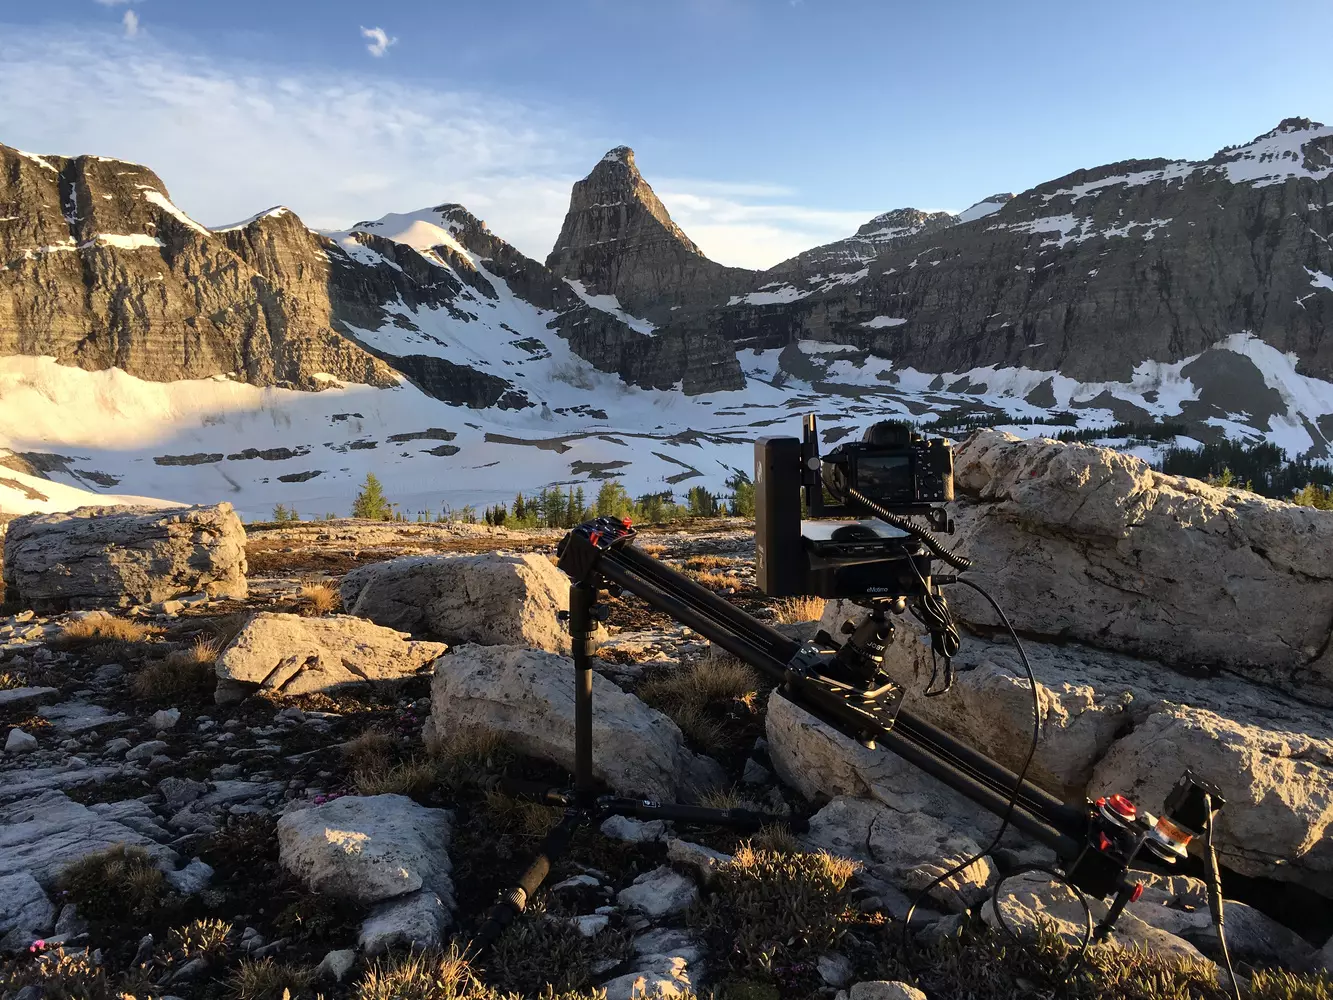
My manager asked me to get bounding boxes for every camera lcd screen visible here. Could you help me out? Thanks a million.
[857,454,912,498]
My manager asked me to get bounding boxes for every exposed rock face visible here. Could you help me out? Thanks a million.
[566,119,1333,386]
[0,147,397,391]
[2,503,247,610]
[546,147,755,321]
[213,612,447,703]
[340,552,571,652]
[948,430,1333,703]
[426,643,720,802]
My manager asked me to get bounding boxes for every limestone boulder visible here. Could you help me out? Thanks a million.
[277,794,453,907]
[819,600,1333,895]
[215,612,447,703]
[340,552,569,651]
[1089,703,1333,896]
[2,503,247,611]
[948,430,1333,703]
[426,643,718,802]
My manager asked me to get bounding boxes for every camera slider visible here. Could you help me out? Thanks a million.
[470,517,1225,960]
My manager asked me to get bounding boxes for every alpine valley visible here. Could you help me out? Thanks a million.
[1,118,1331,518]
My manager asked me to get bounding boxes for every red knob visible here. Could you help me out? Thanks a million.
[1130,882,1144,903]
[1107,794,1137,820]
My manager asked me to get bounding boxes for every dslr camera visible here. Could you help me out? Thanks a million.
[754,415,956,599]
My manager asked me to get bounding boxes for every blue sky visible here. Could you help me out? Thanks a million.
[2,0,1329,267]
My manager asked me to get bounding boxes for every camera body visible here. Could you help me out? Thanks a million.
[754,416,956,599]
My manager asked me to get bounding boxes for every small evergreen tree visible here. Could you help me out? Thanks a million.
[494,503,508,526]
[726,471,756,518]
[574,486,586,523]
[513,493,527,522]
[351,473,392,520]
[272,503,289,523]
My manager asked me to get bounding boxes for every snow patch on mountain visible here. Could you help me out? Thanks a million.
[957,194,1013,223]
[564,279,655,334]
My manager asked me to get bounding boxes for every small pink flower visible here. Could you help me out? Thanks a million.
[29,939,46,952]
[313,795,327,805]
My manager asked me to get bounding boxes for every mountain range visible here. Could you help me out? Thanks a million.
[0,118,1330,518]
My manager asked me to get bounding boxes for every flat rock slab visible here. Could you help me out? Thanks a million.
[0,687,59,711]
[3,503,247,611]
[215,612,447,702]
[277,794,453,906]
[0,870,55,950]
[340,551,570,652]
[38,700,129,734]
[0,789,176,888]
[0,763,136,806]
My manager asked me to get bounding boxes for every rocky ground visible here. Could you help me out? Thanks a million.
[1,515,1332,1000]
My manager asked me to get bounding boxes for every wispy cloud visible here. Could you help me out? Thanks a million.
[0,24,862,269]
[360,25,396,58]
[122,9,139,37]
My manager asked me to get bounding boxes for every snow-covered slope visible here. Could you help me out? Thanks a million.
[5,329,1332,521]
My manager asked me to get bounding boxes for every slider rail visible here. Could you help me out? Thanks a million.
[596,542,1088,859]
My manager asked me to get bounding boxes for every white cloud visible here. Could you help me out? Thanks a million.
[360,26,396,58]
[0,25,862,269]
[122,9,139,37]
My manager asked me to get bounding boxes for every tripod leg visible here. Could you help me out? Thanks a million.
[467,808,586,961]
[569,579,598,801]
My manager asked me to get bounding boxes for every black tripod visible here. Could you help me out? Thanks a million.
[467,574,799,958]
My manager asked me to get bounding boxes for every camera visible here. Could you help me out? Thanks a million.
[754,415,957,599]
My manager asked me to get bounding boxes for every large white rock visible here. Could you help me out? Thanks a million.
[0,790,176,888]
[949,431,1333,702]
[601,927,702,1000]
[426,643,718,802]
[215,612,447,702]
[277,794,453,907]
[806,796,994,912]
[340,552,570,651]
[819,600,1333,896]
[3,503,247,611]
[1089,703,1333,897]
[980,871,1210,965]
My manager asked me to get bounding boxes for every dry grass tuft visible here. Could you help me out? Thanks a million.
[228,956,315,1000]
[354,756,438,798]
[483,790,562,839]
[487,904,630,998]
[689,568,743,590]
[0,947,148,1000]
[297,581,340,615]
[637,655,762,755]
[166,916,233,964]
[0,670,27,690]
[354,945,478,1000]
[773,595,826,624]
[51,615,163,661]
[56,843,169,921]
[639,542,667,557]
[130,638,217,702]
[684,554,735,571]
[341,727,396,769]
[753,822,802,855]
[428,724,515,791]
[696,843,859,974]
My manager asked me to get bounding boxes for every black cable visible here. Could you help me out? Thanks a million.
[989,863,1093,975]
[900,578,1054,973]
[905,558,960,696]
[1204,794,1242,1000]
[842,485,974,572]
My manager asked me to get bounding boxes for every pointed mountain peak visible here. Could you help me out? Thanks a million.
[599,145,636,167]
[545,147,753,319]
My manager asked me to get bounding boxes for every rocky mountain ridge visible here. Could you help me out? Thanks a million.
[1,119,1333,518]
